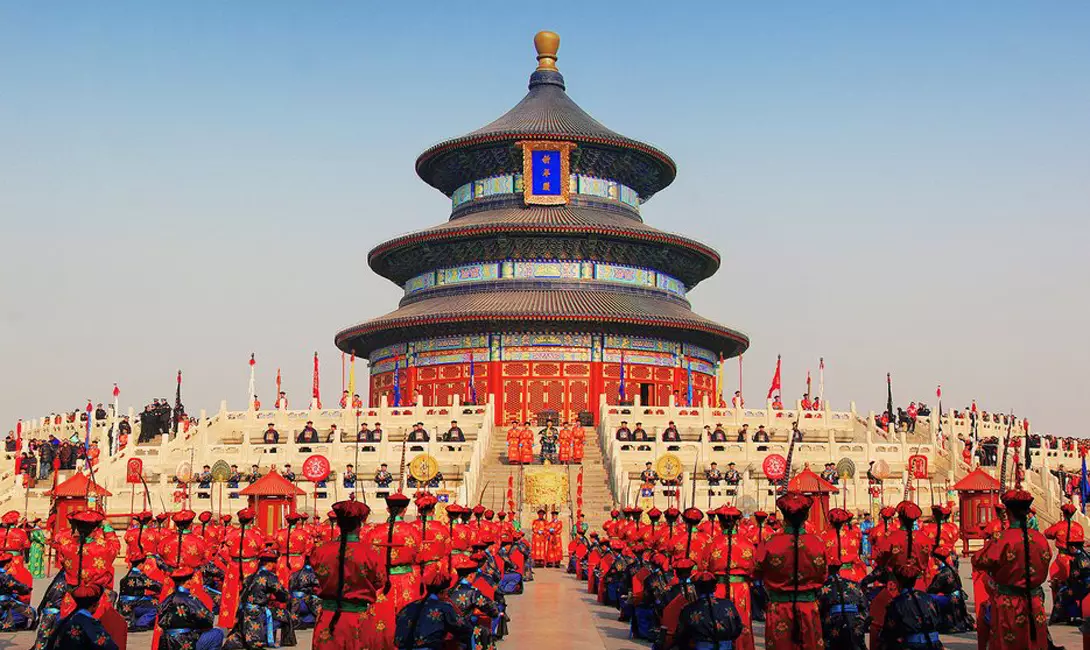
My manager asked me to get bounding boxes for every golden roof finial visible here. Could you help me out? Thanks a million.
[534,31,560,72]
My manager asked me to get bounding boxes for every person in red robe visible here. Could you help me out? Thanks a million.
[506,419,521,464]
[530,509,548,566]
[973,502,1007,650]
[571,423,585,463]
[972,489,1051,650]
[217,507,266,629]
[53,510,127,649]
[123,511,157,565]
[275,511,313,585]
[311,499,388,650]
[703,506,756,650]
[823,509,867,583]
[669,508,711,568]
[518,423,534,464]
[367,493,422,618]
[415,492,450,589]
[557,423,573,464]
[546,509,564,568]
[755,492,827,650]
[0,510,33,603]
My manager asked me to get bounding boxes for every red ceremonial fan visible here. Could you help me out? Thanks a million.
[763,454,787,481]
[126,458,144,484]
[908,455,928,480]
[302,455,331,482]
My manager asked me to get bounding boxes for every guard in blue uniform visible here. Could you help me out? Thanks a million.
[117,552,160,631]
[879,563,944,650]
[394,572,472,650]
[47,584,118,650]
[0,552,35,630]
[287,558,321,630]
[673,571,744,650]
[222,549,290,649]
[819,509,868,649]
[449,555,501,650]
[158,567,225,650]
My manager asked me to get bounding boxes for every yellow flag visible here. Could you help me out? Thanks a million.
[347,354,356,402]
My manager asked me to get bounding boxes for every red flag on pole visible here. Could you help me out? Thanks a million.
[312,352,321,409]
[806,370,811,395]
[276,367,283,409]
[936,385,942,400]
[766,355,781,399]
[14,420,21,474]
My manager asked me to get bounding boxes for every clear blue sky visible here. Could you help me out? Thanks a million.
[1,3,1087,433]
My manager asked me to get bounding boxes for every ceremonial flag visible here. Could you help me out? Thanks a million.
[806,370,812,396]
[469,354,477,404]
[112,383,121,455]
[717,353,726,406]
[347,352,357,407]
[312,352,321,409]
[936,384,944,448]
[85,401,93,451]
[885,373,893,419]
[396,355,405,405]
[14,420,21,474]
[173,370,182,434]
[276,368,282,409]
[686,359,693,407]
[818,357,825,403]
[341,352,346,396]
[1081,454,1089,514]
[766,355,781,399]
[248,354,256,409]
[619,350,627,403]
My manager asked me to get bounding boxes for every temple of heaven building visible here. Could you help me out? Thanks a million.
[335,31,749,425]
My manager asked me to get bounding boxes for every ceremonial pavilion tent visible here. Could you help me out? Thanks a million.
[952,468,1002,551]
[239,469,306,537]
[336,32,749,425]
[787,466,838,534]
[46,471,112,564]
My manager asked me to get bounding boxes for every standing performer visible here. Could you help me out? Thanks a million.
[222,549,289,649]
[531,509,548,567]
[393,572,472,650]
[879,563,945,650]
[506,419,522,464]
[972,489,1051,650]
[0,510,32,601]
[755,493,827,650]
[415,492,450,589]
[157,567,224,650]
[47,585,118,650]
[558,422,573,464]
[571,421,586,464]
[819,509,868,650]
[0,552,35,630]
[518,422,534,465]
[116,551,160,632]
[368,493,422,615]
[673,571,744,650]
[311,500,387,650]
[217,507,266,629]
[546,509,564,568]
[703,506,756,650]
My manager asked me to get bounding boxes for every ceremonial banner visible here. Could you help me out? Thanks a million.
[767,355,781,399]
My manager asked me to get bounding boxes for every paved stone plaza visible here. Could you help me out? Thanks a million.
[2,560,1083,650]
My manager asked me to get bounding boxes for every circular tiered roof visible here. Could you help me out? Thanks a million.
[339,32,749,360]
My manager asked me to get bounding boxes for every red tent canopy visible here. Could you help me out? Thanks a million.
[46,471,112,498]
[788,466,839,494]
[952,468,1001,493]
[239,469,306,497]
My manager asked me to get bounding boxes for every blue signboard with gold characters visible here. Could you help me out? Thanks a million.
[518,140,576,205]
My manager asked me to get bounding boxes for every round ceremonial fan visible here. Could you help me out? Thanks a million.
[762,454,787,481]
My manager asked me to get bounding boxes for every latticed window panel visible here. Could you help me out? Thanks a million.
[527,380,547,415]
[631,365,651,381]
[604,364,621,378]
[442,365,462,379]
[418,367,438,381]
[655,367,673,382]
[435,382,458,407]
[416,382,435,406]
[504,380,525,422]
[604,380,620,403]
[471,378,488,405]
[546,380,564,413]
[532,362,560,377]
[569,380,588,414]
[657,383,672,407]
[504,362,529,377]
[564,363,589,377]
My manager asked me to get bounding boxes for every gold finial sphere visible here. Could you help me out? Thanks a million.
[534,31,560,72]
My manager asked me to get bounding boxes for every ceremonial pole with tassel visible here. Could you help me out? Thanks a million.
[312,352,322,409]
[248,354,256,410]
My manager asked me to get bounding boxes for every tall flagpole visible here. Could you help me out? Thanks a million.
[111,383,120,456]
[818,357,825,404]
[248,354,256,410]
[312,351,321,409]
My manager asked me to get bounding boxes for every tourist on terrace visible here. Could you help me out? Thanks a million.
[732,390,744,408]
[352,393,363,409]
[801,393,813,410]
[662,421,681,442]
[339,390,349,409]
[3,433,13,452]
[325,423,338,442]
[297,421,319,443]
[821,462,839,486]
[736,423,749,442]
[118,416,131,449]
[791,422,804,442]
[252,395,261,410]
[705,462,723,486]
[752,425,770,443]
[771,394,784,410]
[906,402,918,433]
[811,396,821,411]
[94,403,107,420]
[263,423,279,444]
[374,463,393,488]
[408,422,429,442]
[276,391,288,410]
[615,421,632,441]
[443,420,465,442]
